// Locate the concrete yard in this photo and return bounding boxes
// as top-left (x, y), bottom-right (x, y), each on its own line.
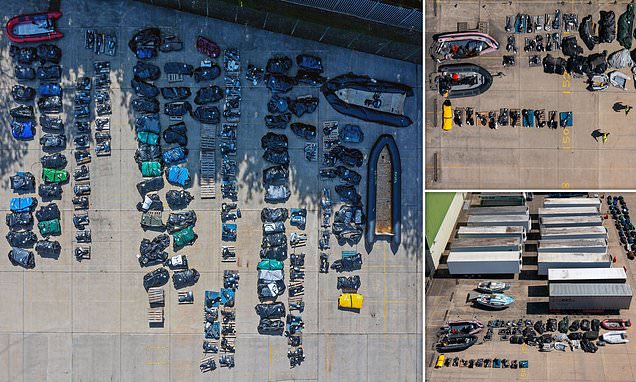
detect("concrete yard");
top-left (0, 1), bottom-right (423, 381)
top-left (426, 0), bottom-right (636, 189)
top-left (426, 193), bottom-right (636, 382)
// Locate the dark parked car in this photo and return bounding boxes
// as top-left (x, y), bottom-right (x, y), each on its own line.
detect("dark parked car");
top-left (143, 267), bottom-right (170, 290)
top-left (6, 230), bottom-right (37, 248)
top-left (8, 248), bottom-right (35, 268)
top-left (172, 268), bottom-right (200, 289)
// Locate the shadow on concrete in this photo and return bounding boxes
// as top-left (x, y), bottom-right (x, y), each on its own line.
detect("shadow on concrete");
top-left (526, 302), bottom-right (549, 315)
top-left (527, 285), bottom-right (548, 297)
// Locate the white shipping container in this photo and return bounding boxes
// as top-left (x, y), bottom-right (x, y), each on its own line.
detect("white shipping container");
top-left (540, 226), bottom-right (608, 240)
top-left (537, 252), bottom-right (612, 276)
top-left (543, 198), bottom-right (601, 209)
top-left (548, 268), bottom-right (626, 283)
top-left (451, 237), bottom-right (522, 252)
top-left (468, 206), bottom-right (529, 216)
top-left (538, 207), bottom-right (600, 217)
top-left (540, 216), bottom-right (603, 228)
top-left (446, 251), bottom-right (522, 274)
top-left (457, 226), bottom-right (527, 242)
top-left (549, 283), bottom-right (632, 311)
top-left (538, 239), bottom-right (607, 253)
top-left (467, 215), bottom-right (531, 231)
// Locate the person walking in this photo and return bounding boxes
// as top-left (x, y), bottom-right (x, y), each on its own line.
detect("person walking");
top-left (602, 132), bottom-right (610, 143)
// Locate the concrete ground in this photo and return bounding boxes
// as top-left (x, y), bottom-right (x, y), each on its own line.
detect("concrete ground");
top-left (426, 193), bottom-right (636, 382)
top-left (0, 1), bottom-right (423, 381)
top-left (426, 0), bottom-right (636, 189)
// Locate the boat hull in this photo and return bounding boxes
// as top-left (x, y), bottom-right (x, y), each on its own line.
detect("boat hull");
top-left (321, 73), bottom-right (413, 127)
top-left (437, 63), bottom-right (493, 99)
top-left (365, 135), bottom-right (401, 252)
top-left (431, 32), bottom-right (499, 62)
top-left (6, 11), bottom-right (64, 43)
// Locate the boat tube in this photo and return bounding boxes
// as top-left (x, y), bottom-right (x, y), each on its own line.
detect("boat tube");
top-left (321, 73), bottom-right (413, 127)
top-left (6, 11), bottom-right (64, 43)
top-left (436, 63), bottom-right (493, 98)
top-left (365, 134), bottom-right (401, 252)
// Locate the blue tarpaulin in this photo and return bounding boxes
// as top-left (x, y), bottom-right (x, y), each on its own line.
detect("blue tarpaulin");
top-left (10, 197), bottom-right (35, 212)
top-left (166, 166), bottom-right (190, 187)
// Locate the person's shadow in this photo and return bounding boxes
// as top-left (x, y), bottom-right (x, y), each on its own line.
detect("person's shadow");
top-left (591, 129), bottom-right (603, 142)
top-left (613, 102), bottom-right (627, 112)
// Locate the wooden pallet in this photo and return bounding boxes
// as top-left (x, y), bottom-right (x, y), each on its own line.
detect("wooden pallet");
top-left (201, 136), bottom-right (215, 151)
top-left (200, 151), bottom-right (216, 199)
top-left (148, 307), bottom-right (164, 324)
top-left (148, 287), bottom-right (165, 305)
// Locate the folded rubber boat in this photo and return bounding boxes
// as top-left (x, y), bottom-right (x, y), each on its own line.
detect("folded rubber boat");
top-left (365, 135), bottom-right (401, 252)
top-left (321, 73), bottom-right (413, 127)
